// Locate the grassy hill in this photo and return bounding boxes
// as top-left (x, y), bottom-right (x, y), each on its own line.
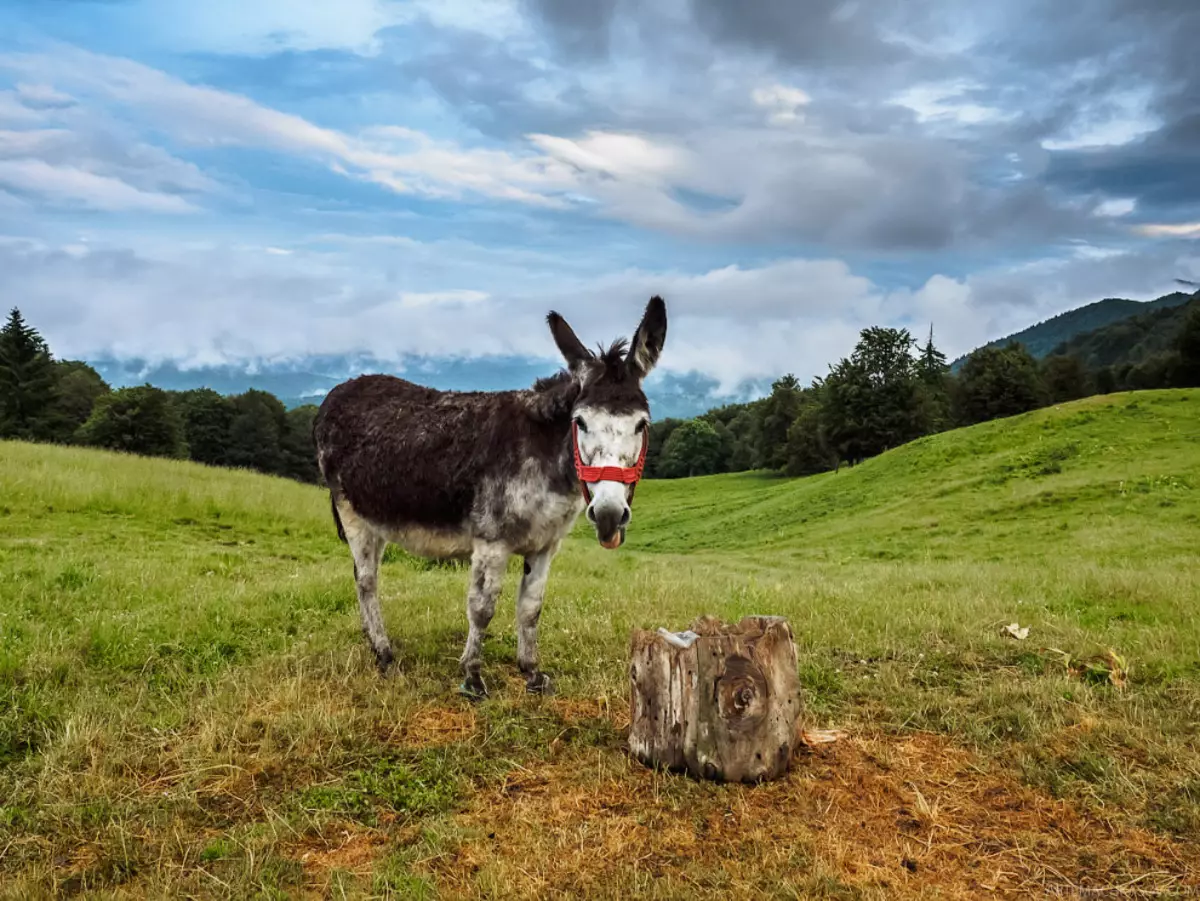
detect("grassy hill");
top-left (2, 390), bottom-right (1199, 898)
top-left (950, 289), bottom-right (1196, 368)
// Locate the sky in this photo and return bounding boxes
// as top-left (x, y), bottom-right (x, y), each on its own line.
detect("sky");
top-left (1, 0), bottom-right (1198, 393)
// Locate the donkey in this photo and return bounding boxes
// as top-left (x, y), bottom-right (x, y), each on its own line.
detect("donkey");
top-left (313, 296), bottom-right (668, 699)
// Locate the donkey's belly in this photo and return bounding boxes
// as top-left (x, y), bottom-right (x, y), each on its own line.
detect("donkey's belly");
top-left (383, 523), bottom-right (474, 560)
top-left (473, 484), bottom-right (585, 556)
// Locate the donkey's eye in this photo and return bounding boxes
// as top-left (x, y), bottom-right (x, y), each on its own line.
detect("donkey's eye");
top-left (634, 419), bottom-right (648, 434)
top-left (574, 417), bottom-right (588, 433)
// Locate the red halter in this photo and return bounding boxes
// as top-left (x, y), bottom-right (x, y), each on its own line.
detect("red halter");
top-left (571, 420), bottom-right (649, 505)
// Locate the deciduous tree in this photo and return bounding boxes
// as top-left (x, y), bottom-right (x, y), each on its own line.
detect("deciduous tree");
top-left (658, 419), bottom-right (725, 478)
top-left (77, 385), bottom-right (189, 459)
top-left (953, 342), bottom-right (1045, 425)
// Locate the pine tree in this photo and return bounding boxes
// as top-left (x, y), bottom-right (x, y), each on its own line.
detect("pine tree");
top-left (917, 324), bottom-right (949, 382)
top-left (0, 307), bottom-right (58, 440)
top-left (916, 324), bottom-right (952, 432)
top-left (1176, 305), bottom-right (1200, 388)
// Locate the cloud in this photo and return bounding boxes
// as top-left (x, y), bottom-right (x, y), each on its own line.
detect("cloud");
top-left (0, 90), bottom-right (47, 124)
top-left (15, 82), bottom-right (75, 110)
top-left (8, 232), bottom-right (1193, 392)
top-left (683, 0), bottom-right (915, 69)
top-left (0, 159), bottom-right (198, 212)
top-left (889, 81), bottom-right (1008, 128)
top-left (398, 289), bottom-right (490, 309)
top-left (3, 0), bottom-right (1200, 396)
top-left (0, 33), bottom-right (1153, 252)
top-left (751, 84), bottom-right (811, 125)
top-left (519, 0), bottom-right (618, 58)
top-left (1135, 222), bottom-right (1200, 239)
top-left (1, 47), bottom-right (584, 210)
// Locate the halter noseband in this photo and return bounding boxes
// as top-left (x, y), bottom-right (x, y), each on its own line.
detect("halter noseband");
top-left (571, 419), bottom-right (649, 505)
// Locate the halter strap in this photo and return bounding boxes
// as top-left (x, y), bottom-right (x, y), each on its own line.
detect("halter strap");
top-left (571, 420), bottom-right (649, 505)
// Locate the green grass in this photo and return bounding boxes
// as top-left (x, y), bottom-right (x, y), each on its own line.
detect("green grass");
top-left (2, 389), bottom-right (1199, 899)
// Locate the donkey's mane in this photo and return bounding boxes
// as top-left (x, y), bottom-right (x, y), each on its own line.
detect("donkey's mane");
top-left (532, 370), bottom-right (572, 393)
top-left (597, 338), bottom-right (631, 378)
top-left (530, 337), bottom-right (631, 394)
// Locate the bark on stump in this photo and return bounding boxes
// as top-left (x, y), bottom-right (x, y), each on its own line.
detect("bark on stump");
top-left (628, 614), bottom-right (804, 783)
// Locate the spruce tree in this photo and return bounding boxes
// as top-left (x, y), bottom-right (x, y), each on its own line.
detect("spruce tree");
top-left (1176, 305), bottom-right (1200, 388)
top-left (916, 324), bottom-right (952, 432)
top-left (917, 324), bottom-right (949, 382)
top-left (0, 307), bottom-right (57, 440)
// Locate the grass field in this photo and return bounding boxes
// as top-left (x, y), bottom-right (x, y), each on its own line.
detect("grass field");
top-left (2, 389), bottom-right (1199, 899)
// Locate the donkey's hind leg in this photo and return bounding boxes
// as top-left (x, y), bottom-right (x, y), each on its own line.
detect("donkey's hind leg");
top-left (338, 501), bottom-right (394, 672)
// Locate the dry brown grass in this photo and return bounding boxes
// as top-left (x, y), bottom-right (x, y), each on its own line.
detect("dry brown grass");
top-left (381, 704), bottom-right (480, 749)
top-left (291, 822), bottom-right (393, 879)
top-left (384, 713), bottom-right (1200, 900)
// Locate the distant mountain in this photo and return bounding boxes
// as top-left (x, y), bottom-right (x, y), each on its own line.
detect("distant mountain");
top-left (950, 290), bottom-right (1196, 370)
top-left (1049, 294), bottom-right (1200, 371)
top-left (88, 354), bottom-right (768, 421)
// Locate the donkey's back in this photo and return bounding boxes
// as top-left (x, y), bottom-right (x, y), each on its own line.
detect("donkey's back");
top-left (315, 373), bottom-right (488, 536)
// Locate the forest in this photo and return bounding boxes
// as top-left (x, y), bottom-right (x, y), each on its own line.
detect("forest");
top-left (3, 298), bottom-right (1199, 485)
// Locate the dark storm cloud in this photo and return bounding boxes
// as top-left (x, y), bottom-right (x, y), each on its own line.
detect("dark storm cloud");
top-left (518, 0), bottom-right (620, 58)
top-left (687, 0), bottom-right (912, 68)
top-left (510, 0), bottom-right (1200, 249)
top-left (1046, 116), bottom-right (1200, 215)
top-left (386, 23), bottom-right (607, 141)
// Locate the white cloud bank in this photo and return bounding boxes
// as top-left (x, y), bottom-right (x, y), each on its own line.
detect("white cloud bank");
top-left (3, 234), bottom-right (1193, 392)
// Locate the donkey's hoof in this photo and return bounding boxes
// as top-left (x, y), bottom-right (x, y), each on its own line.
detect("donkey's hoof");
top-left (373, 645), bottom-right (396, 674)
top-left (525, 671), bottom-right (554, 695)
top-left (458, 678), bottom-right (488, 702)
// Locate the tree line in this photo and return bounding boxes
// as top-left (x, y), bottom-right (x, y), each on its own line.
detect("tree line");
top-left (643, 301), bottom-right (1200, 479)
top-left (4, 301), bottom-right (1199, 486)
top-left (0, 308), bottom-right (320, 483)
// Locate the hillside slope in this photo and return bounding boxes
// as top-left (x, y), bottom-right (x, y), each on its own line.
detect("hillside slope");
top-left (3, 391), bottom-right (1200, 898)
top-left (1048, 295), bottom-right (1199, 371)
top-left (950, 290), bottom-right (1196, 368)
top-left (629, 389), bottom-right (1200, 561)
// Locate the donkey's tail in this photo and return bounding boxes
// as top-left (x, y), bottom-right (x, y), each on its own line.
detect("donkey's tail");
top-left (330, 492), bottom-right (347, 544)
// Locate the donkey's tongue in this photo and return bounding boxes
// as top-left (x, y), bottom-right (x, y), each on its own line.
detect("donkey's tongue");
top-left (600, 532), bottom-right (623, 550)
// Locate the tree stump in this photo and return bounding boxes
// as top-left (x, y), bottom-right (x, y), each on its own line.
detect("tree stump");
top-left (627, 614), bottom-right (804, 783)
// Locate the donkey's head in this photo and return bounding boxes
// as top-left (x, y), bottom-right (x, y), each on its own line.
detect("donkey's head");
top-left (546, 296), bottom-right (668, 550)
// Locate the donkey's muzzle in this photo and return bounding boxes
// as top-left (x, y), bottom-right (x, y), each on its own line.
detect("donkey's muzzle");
top-left (588, 503), bottom-right (630, 549)
top-left (599, 525), bottom-right (626, 549)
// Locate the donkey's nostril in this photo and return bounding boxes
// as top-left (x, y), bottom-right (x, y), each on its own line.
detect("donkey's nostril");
top-left (619, 507), bottom-right (631, 527)
top-left (586, 505), bottom-right (597, 523)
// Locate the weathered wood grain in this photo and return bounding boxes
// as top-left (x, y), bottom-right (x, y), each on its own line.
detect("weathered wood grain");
top-left (628, 615), bottom-right (804, 783)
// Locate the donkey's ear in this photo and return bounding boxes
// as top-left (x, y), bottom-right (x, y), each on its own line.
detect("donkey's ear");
top-left (626, 295), bottom-right (667, 380)
top-left (547, 311), bottom-right (593, 376)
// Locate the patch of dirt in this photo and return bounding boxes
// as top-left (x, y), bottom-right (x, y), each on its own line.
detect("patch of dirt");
top-left (385, 704), bottom-right (479, 748)
top-left (419, 731), bottom-right (1200, 900)
top-left (549, 696), bottom-right (630, 729)
top-left (290, 824), bottom-right (392, 878)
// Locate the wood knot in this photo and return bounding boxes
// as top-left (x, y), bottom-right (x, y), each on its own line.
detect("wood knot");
top-left (716, 655), bottom-right (767, 731)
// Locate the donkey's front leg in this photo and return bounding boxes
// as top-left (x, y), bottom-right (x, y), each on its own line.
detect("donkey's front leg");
top-left (516, 543), bottom-right (559, 695)
top-left (458, 540), bottom-right (509, 700)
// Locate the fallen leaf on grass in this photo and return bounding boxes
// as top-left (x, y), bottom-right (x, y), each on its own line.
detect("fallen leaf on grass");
top-left (801, 728), bottom-right (846, 746)
top-left (1041, 647), bottom-right (1129, 689)
top-left (1001, 622), bottom-right (1030, 640)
